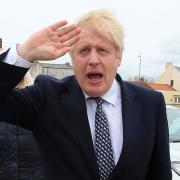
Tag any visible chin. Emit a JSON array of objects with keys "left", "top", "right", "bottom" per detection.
[{"left": 84, "top": 88, "right": 105, "bottom": 97}]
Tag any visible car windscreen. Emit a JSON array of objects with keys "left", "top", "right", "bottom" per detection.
[{"left": 166, "top": 107, "right": 180, "bottom": 142}]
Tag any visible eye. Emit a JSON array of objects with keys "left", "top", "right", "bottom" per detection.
[
  {"left": 98, "top": 48, "right": 108, "bottom": 54},
  {"left": 81, "top": 48, "right": 88, "bottom": 53},
  {"left": 79, "top": 48, "right": 89, "bottom": 55}
]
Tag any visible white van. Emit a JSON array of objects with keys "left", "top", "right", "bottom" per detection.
[{"left": 166, "top": 105, "right": 180, "bottom": 180}]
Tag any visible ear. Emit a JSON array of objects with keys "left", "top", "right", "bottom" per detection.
[
  {"left": 117, "top": 49, "right": 123, "bottom": 66},
  {"left": 69, "top": 51, "right": 74, "bottom": 65}
]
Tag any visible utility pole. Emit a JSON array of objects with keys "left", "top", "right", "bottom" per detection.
[{"left": 137, "top": 51, "right": 142, "bottom": 81}]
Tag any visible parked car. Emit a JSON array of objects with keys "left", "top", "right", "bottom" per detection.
[{"left": 166, "top": 105, "right": 180, "bottom": 180}]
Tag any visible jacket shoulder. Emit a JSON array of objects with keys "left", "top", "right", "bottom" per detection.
[
  {"left": 123, "top": 81, "right": 163, "bottom": 100},
  {"left": 34, "top": 75, "right": 75, "bottom": 88}
]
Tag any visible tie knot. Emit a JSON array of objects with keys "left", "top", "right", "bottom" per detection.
[
  {"left": 87, "top": 97, "right": 104, "bottom": 107},
  {"left": 96, "top": 97, "right": 104, "bottom": 107}
]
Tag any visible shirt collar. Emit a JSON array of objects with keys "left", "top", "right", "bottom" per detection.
[{"left": 84, "top": 79, "right": 120, "bottom": 106}]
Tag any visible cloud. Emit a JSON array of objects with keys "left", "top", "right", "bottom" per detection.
[
  {"left": 160, "top": 35, "right": 180, "bottom": 58},
  {"left": 1, "top": 0, "right": 180, "bottom": 81}
]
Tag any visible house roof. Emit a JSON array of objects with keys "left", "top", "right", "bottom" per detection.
[
  {"left": 128, "top": 81, "right": 154, "bottom": 90},
  {"left": 175, "top": 66, "right": 180, "bottom": 71},
  {"left": 39, "top": 62, "right": 72, "bottom": 69},
  {"left": 147, "top": 83, "right": 176, "bottom": 91},
  {"left": 128, "top": 81, "right": 176, "bottom": 91}
]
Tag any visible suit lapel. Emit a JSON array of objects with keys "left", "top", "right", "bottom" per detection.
[
  {"left": 61, "top": 77, "right": 99, "bottom": 179},
  {"left": 111, "top": 75, "right": 141, "bottom": 176}
]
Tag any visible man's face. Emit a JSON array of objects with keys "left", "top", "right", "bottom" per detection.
[{"left": 71, "top": 26, "right": 122, "bottom": 97}]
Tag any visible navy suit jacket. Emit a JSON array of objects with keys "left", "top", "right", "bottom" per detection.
[{"left": 0, "top": 50, "right": 172, "bottom": 180}]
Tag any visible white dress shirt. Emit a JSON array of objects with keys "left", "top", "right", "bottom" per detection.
[
  {"left": 4, "top": 46, "right": 32, "bottom": 68},
  {"left": 84, "top": 80, "right": 123, "bottom": 165},
  {"left": 4, "top": 47, "right": 123, "bottom": 165}
]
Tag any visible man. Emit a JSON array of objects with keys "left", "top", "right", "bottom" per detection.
[{"left": 0, "top": 9, "right": 172, "bottom": 180}]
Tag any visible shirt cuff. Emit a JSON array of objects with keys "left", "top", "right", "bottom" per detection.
[{"left": 3, "top": 45, "right": 33, "bottom": 68}]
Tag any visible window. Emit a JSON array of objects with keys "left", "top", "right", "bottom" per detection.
[
  {"left": 170, "top": 80, "right": 174, "bottom": 86},
  {"left": 174, "top": 96, "right": 180, "bottom": 104}
]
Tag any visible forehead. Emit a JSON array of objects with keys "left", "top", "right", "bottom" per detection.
[{"left": 76, "top": 26, "right": 115, "bottom": 47}]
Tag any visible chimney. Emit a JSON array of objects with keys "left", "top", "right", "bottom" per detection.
[
  {"left": 165, "top": 62, "right": 173, "bottom": 70},
  {"left": 0, "top": 38, "right": 2, "bottom": 49}
]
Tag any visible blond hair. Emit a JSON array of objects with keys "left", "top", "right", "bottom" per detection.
[
  {"left": 75, "top": 8, "right": 124, "bottom": 51},
  {"left": 16, "top": 71, "right": 33, "bottom": 89}
]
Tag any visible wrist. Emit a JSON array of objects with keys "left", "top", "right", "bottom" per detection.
[{"left": 16, "top": 43, "right": 35, "bottom": 63}]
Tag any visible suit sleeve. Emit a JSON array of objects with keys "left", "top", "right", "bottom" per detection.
[
  {"left": 146, "top": 93, "right": 172, "bottom": 180},
  {"left": 0, "top": 50, "right": 36, "bottom": 130}
]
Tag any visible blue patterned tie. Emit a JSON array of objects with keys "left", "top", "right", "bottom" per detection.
[{"left": 95, "top": 97, "right": 115, "bottom": 180}]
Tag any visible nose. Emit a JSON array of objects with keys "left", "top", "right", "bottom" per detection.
[{"left": 88, "top": 49, "right": 100, "bottom": 66}]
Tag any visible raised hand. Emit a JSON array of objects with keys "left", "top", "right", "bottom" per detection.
[{"left": 17, "top": 20, "right": 81, "bottom": 62}]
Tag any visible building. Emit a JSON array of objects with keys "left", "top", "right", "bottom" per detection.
[
  {"left": 155, "top": 62, "right": 180, "bottom": 106},
  {"left": 0, "top": 38, "right": 73, "bottom": 80},
  {"left": 129, "top": 81, "right": 180, "bottom": 107},
  {"left": 156, "top": 62, "right": 180, "bottom": 91},
  {"left": 30, "top": 61, "right": 74, "bottom": 80},
  {"left": 147, "top": 83, "right": 180, "bottom": 106}
]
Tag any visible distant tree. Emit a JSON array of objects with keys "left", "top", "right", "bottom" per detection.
[
  {"left": 139, "top": 75, "right": 148, "bottom": 82},
  {"left": 127, "top": 75, "right": 151, "bottom": 83}
]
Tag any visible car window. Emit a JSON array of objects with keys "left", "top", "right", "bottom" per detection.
[{"left": 166, "top": 106, "right": 180, "bottom": 142}]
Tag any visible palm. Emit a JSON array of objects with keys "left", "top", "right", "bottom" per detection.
[{"left": 18, "top": 20, "right": 81, "bottom": 62}]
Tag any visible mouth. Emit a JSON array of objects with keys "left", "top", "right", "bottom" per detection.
[{"left": 87, "top": 72, "right": 103, "bottom": 82}]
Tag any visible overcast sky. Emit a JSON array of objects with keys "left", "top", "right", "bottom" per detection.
[{"left": 0, "top": 0, "right": 180, "bottom": 80}]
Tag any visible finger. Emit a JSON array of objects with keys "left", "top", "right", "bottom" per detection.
[
  {"left": 56, "top": 24, "right": 77, "bottom": 37},
  {"left": 50, "top": 20, "right": 68, "bottom": 31},
  {"left": 62, "top": 35, "right": 80, "bottom": 47},
  {"left": 60, "top": 28, "right": 81, "bottom": 43},
  {"left": 56, "top": 47, "right": 71, "bottom": 57}
]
